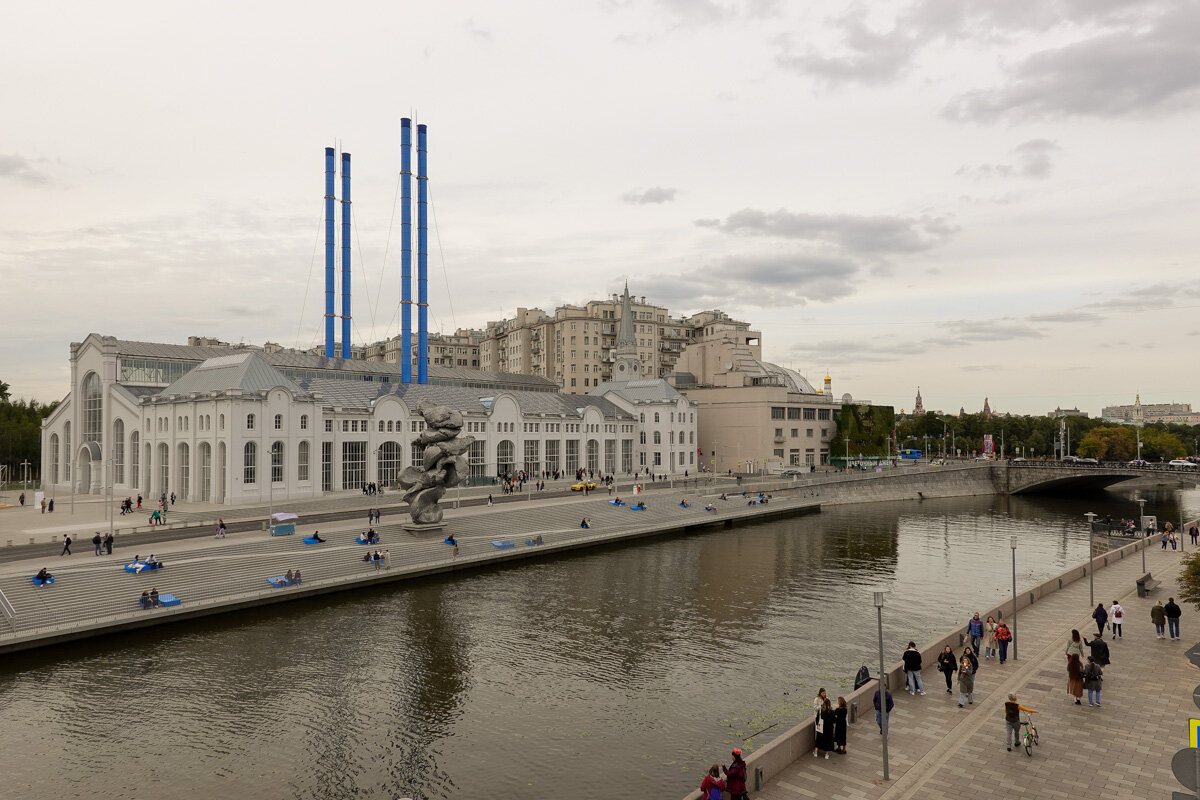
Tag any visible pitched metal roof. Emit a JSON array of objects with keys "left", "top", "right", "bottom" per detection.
[
  {"left": 158, "top": 353, "right": 308, "bottom": 397},
  {"left": 590, "top": 378, "right": 685, "bottom": 403}
]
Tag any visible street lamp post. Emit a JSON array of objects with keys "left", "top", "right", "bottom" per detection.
[
  {"left": 1010, "top": 536, "right": 1018, "bottom": 661},
  {"left": 874, "top": 590, "right": 889, "bottom": 781},
  {"left": 20, "top": 460, "right": 30, "bottom": 510},
  {"left": 1085, "top": 512, "right": 1097, "bottom": 607},
  {"left": 1138, "top": 498, "right": 1147, "bottom": 572}
]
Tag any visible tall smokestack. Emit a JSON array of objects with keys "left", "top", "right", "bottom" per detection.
[
  {"left": 400, "top": 119, "right": 413, "bottom": 384},
  {"left": 340, "top": 152, "right": 352, "bottom": 360},
  {"left": 417, "top": 123, "right": 429, "bottom": 384},
  {"left": 323, "top": 147, "right": 336, "bottom": 358}
]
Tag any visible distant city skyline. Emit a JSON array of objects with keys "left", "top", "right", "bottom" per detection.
[{"left": 3, "top": 1, "right": 1198, "bottom": 415}]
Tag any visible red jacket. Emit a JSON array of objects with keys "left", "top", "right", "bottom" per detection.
[{"left": 700, "top": 774, "right": 726, "bottom": 798}]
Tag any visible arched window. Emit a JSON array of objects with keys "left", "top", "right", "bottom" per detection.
[
  {"left": 298, "top": 440, "right": 310, "bottom": 482},
  {"left": 653, "top": 431, "right": 661, "bottom": 444},
  {"left": 63, "top": 422, "right": 71, "bottom": 481},
  {"left": 274, "top": 414, "right": 283, "bottom": 430},
  {"left": 640, "top": 413, "right": 645, "bottom": 423},
  {"left": 113, "top": 419, "right": 125, "bottom": 484},
  {"left": 300, "top": 414, "right": 308, "bottom": 430},
  {"left": 654, "top": 412, "right": 660, "bottom": 423},
  {"left": 244, "top": 442, "right": 257, "bottom": 484},
  {"left": 271, "top": 441, "right": 284, "bottom": 483},
  {"left": 247, "top": 413, "right": 256, "bottom": 430},
  {"left": 378, "top": 441, "right": 402, "bottom": 485},
  {"left": 378, "top": 420, "right": 384, "bottom": 433},
  {"left": 387, "top": 420, "right": 394, "bottom": 432},
  {"left": 219, "top": 414, "right": 225, "bottom": 430},
  {"left": 82, "top": 372, "right": 102, "bottom": 446},
  {"left": 50, "top": 433, "right": 59, "bottom": 484},
  {"left": 130, "top": 431, "right": 140, "bottom": 488}
]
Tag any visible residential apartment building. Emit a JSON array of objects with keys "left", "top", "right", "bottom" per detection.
[
  {"left": 364, "top": 328, "right": 483, "bottom": 370},
  {"left": 1102, "top": 395, "right": 1199, "bottom": 425}
]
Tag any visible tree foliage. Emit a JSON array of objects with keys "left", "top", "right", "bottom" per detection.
[
  {"left": 1179, "top": 551, "right": 1200, "bottom": 612},
  {"left": 0, "top": 391, "right": 57, "bottom": 483},
  {"left": 1077, "top": 426, "right": 1137, "bottom": 460}
]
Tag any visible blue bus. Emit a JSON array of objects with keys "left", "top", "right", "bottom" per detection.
[{"left": 899, "top": 449, "right": 922, "bottom": 459}]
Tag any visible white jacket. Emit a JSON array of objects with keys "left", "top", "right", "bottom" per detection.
[{"left": 1109, "top": 603, "right": 1125, "bottom": 623}]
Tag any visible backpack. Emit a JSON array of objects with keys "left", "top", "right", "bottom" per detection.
[{"left": 708, "top": 786, "right": 722, "bottom": 800}]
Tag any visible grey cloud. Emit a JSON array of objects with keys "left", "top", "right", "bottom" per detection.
[
  {"left": 787, "top": 336, "right": 935, "bottom": 363},
  {"left": 936, "top": 319, "right": 1045, "bottom": 343},
  {"left": 639, "top": 253, "right": 860, "bottom": 309},
  {"left": 945, "top": 4, "right": 1200, "bottom": 121},
  {"left": 622, "top": 186, "right": 678, "bottom": 204},
  {"left": 654, "top": 0, "right": 779, "bottom": 26},
  {"left": 1082, "top": 280, "right": 1200, "bottom": 311},
  {"left": 959, "top": 139, "right": 1062, "bottom": 180},
  {"left": 781, "top": 0, "right": 1168, "bottom": 89},
  {"left": 697, "top": 208, "right": 958, "bottom": 255},
  {"left": 464, "top": 18, "right": 492, "bottom": 42},
  {"left": 0, "top": 153, "right": 52, "bottom": 185},
  {"left": 1026, "top": 310, "right": 1099, "bottom": 323}
]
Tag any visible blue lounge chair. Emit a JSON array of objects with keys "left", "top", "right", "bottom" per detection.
[
  {"left": 491, "top": 540, "right": 515, "bottom": 549},
  {"left": 32, "top": 575, "right": 54, "bottom": 586}
]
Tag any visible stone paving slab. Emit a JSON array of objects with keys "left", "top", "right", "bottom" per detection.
[{"left": 755, "top": 542, "right": 1194, "bottom": 800}]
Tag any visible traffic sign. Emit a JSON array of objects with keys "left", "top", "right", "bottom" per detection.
[
  {"left": 1172, "top": 748, "right": 1200, "bottom": 791},
  {"left": 1191, "top": 720, "right": 1200, "bottom": 749},
  {"left": 1187, "top": 642, "right": 1200, "bottom": 670}
]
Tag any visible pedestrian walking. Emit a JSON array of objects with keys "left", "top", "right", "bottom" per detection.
[
  {"left": 936, "top": 645, "right": 957, "bottom": 693},
  {"left": 984, "top": 616, "right": 998, "bottom": 659},
  {"left": 1162, "top": 530, "right": 1170, "bottom": 549},
  {"left": 1151, "top": 600, "right": 1167, "bottom": 639},
  {"left": 1067, "top": 652, "right": 1084, "bottom": 704},
  {"left": 104, "top": 532, "right": 114, "bottom": 555},
  {"left": 1004, "top": 694, "right": 1037, "bottom": 751},
  {"left": 1084, "top": 632, "right": 1110, "bottom": 666},
  {"left": 813, "top": 698, "right": 835, "bottom": 759},
  {"left": 1065, "top": 628, "right": 1086, "bottom": 661},
  {"left": 1083, "top": 656, "right": 1103, "bottom": 706},
  {"left": 1108, "top": 601, "right": 1125, "bottom": 639},
  {"left": 874, "top": 686, "right": 894, "bottom": 731},
  {"left": 1166, "top": 597, "right": 1183, "bottom": 640},
  {"left": 1171, "top": 531, "right": 1179, "bottom": 551},
  {"left": 833, "top": 697, "right": 849, "bottom": 754},
  {"left": 957, "top": 657, "right": 975, "bottom": 707},
  {"left": 41, "top": 498, "right": 46, "bottom": 514},
  {"left": 967, "top": 612, "right": 984, "bottom": 654},
  {"left": 487, "top": 494, "right": 493, "bottom": 507},
  {"left": 699, "top": 765, "right": 725, "bottom": 800},
  {"left": 1092, "top": 602, "right": 1108, "bottom": 637},
  {"left": 722, "top": 750, "right": 748, "bottom": 800},
  {"left": 962, "top": 645, "right": 979, "bottom": 674},
  {"left": 92, "top": 532, "right": 103, "bottom": 556},
  {"left": 995, "top": 619, "right": 1013, "bottom": 664},
  {"left": 902, "top": 641, "right": 926, "bottom": 695},
  {"left": 60, "top": 535, "right": 71, "bottom": 556},
  {"left": 1191, "top": 524, "right": 1199, "bottom": 546}
]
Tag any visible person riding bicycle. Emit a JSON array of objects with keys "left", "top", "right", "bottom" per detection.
[{"left": 1004, "top": 694, "right": 1037, "bottom": 752}]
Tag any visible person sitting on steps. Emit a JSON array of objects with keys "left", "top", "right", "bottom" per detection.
[{"left": 312, "top": 531, "right": 325, "bottom": 543}]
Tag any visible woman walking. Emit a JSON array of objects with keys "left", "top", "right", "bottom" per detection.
[
  {"left": 995, "top": 620, "right": 1013, "bottom": 664},
  {"left": 1065, "top": 629, "right": 1086, "bottom": 704},
  {"left": 937, "top": 645, "right": 957, "bottom": 693},
  {"left": 984, "top": 616, "right": 998, "bottom": 660},
  {"left": 833, "top": 697, "right": 849, "bottom": 754},
  {"left": 1083, "top": 656, "right": 1103, "bottom": 707},
  {"left": 957, "top": 655, "right": 975, "bottom": 707},
  {"left": 1092, "top": 603, "right": 1108, "bottom": 637},
  {"left": 962, "top": 645, "right": 979, "bottom": 675},
  {"left": 1151, "top": 600, "right": 1167, "bottom": 638}
]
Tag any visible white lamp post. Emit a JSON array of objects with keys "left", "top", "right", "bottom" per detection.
[
  {"left": 874, "top": 590, "right": 889, "bottom": 781},
  {"left": 1010, "top": 536, "right": 1018, "bottom": 660},
  {"left": 1085, "top": 512, "right": 1097, "bottom": 607}
]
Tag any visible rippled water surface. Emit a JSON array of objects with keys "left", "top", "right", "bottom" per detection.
[{"left": 3, "top": 485, "right": 1197, "bottom": 799}]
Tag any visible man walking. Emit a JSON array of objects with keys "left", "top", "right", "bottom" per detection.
[
  {"left": 92, "top": 532, "right": 102, "bottom": 556},
  {"left": 1166, "top": 597, "right": 1183, "bottom": 640},
  {"left": 60, "top": 534, "right": 72, "bottom": 556},
  {"left": 902, "top": 642, "right": 926, "bottom": 695},
  {"left": 873, "top": 685, "right": 894, "bottom": 734},
  {"left": 1091, "top": 602, "right": 1108, "bottom": 637},
  {"left": 967, "top": 613, "right": 985, "bottom": 654},
  {"left": 1084, "top": 632, "right": 1110, "bottom": 666},
  {"left": 1003, "top": 694, "right": 1036, "bottom": 751}
]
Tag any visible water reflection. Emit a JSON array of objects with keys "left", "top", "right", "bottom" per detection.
[{"left": 1, "top": 485, "right": 1197, "bottom": 799}]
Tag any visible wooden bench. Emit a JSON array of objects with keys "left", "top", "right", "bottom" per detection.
[{"left": 1136, "top": 572, "right": 1161, "bottom": 598}]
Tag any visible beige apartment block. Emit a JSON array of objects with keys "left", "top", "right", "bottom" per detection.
[{"left": 364, "top": 328, "right": 483, "bottom": 370}]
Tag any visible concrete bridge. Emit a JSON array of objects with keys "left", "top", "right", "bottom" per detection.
[{"left": 1003, "top": 460, "right": 1200, "bottom": 494}]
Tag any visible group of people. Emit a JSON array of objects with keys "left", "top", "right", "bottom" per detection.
[
  {"left": 699, "top": 749, "right": 750, "bottom": 800},
  {"left": 812, "top": 688, "right": 851, "bottom": 758},
  {"left": 361, "top": 528, "right": 381, "bottom": 544},
  {"left": 117, "top": 497, "right": 138, "bottom": 515},
  {"left": 363, "top": 549, "right": 390, "bottom": 570},
  {"left": 138, "top": 588, "right": 161, "bottom": 608},
  {"left": 361, "top": 482, "right": 385, "bottom": 495},
  {"left": 365, "top": 508, "right": 382, "bottom": 525},
  {"left": 90, "top": 532, "right": 116, "bottom": 555}
]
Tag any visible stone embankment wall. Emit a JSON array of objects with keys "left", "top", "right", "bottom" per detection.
[{"left": 676, "top": 533, "right": 1155, "bottom": 800}]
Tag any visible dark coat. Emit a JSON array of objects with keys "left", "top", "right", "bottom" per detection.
[
  {"left": 902, "top": 648, "right": 922, "bottom": 672},
  {"left": 1083, "top": 662, "right": 1103, "bottom": 691},
  {"left": 832, "top": 706, "right": 848, "bottom": 747},
  {"left": 816, "top": 708, "right": 836, "bottom": 752},
  {"left": 1092, "top": 604, "right": 1109, "bottom": 626},
  {"left": 1166, "top": 600, "right": 1183, "bottom": 619},
  {"left": 722, "top": 759, "right": 747, "bottom": 794},
  {"left": 936, "top": 651, "right": 957, "bottom": 674},
  {"left": 1084, "top": 637, "right": 1110, "bottom": 666}
]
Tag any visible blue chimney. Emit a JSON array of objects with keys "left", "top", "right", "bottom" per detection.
[
  {"left": 400, "top": 118, "right": 413, "bottom": 383},
  {"left": 323, "top": 147, "right": 336, "bottom": 358},
  {"left": 417, "top": 124, "right": 429, "bottom": 383},
  {"left": 340, "top": 152, "right": 352, "bottom": 360}
]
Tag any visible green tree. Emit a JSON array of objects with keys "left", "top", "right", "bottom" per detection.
[
  {"left": 1077, "top": 426, "right": 1137, "bottom": 460},
  {"left": 1141, "top": 428, "right": 1186, "bottom": 460},
  {"left": 1179, "top": 552, "right": 1200, "bottom": 611},
  {"left": 0, "top": 379, "right": 10, "bottom": 402}
]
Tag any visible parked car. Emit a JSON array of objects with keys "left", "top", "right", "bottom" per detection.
[
  {"left": 1168, "top": 459, "right": 1198, "bottom": 468},
  {"left": 1128, "top": 459, "right": 1149, "bottom": 466},
  {"left": 571, "top": 480, "right": 598, "bottom": 491},
  {"left": 1061, "top": 455, "right": 1082, "bottom": 463},
  {"left": 1010, "top": 457, "right": 1026, "bottom": 463},
  {"left": 780, "top": 469, "right": 804, "bottom": 477},
  {"left": 1079, "top": 457, "right": 1099, "bottom": 464}
]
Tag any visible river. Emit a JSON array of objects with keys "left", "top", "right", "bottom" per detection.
[{"left": 2, "top": 484, "right": 1197, "bottom": 799}]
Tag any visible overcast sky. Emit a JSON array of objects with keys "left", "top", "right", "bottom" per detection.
[{"left": 4, "top": 0, "right": 1198, "bottom": 416}]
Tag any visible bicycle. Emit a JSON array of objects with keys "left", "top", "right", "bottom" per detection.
[{"left": 1019, "top": 710, "right": 1039, "bottom": 756}]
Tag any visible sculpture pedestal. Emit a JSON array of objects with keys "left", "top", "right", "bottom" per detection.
[{"left": 404, "top": 522, "right": 447, "bottom": 537}]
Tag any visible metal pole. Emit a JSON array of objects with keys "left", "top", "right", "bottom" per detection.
[
  {"left": 1138, "top": 498, "right": 1147, "bottom": 572},
  {"left": 1010, "top": 536, "right": 1018, "bottom": 661},
  {"left": 109, "top": 459, "right": 114, "bottom": 543},
  {"left": 874, "top": 591, "right": 889, "bottom": 781},
  {"left": 21, "top": 460, "right": 29, "bottom": 510},
  {"left": 1085, "top": 512, "right": 1096, "bottom": 607}
]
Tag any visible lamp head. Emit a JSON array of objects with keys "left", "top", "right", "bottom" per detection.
[
  {"left": 873, "top": 591, "right": 885, "bottom": 608},
  {"left": 1010, "top": 536, "right": 1018, "bottom": 550},
  {"left": 1085, "top": 512, "right": 1096, "bottom": 522}
]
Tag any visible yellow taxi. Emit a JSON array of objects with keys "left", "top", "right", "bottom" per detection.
[{"left": 571, "top": 480, "right": 598, "bottom": 491}]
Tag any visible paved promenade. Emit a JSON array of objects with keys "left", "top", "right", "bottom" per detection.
[{"left": 757, "top": 541, "right": 1192, "bottom": 800}]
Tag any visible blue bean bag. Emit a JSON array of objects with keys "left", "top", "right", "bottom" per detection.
[
  {"left": 609, "top": 500, "right": 625, "bottom": 506},
  {"left": 491, "top": 541, "right": 515, "bottom": 549},
  {"left": 124, "top": 561, "right": 162, "bottom": 573},
  {"left": 629, "top": 505, "right": 647, "bottom": 511},
  {"left": 354, "top": 536, "right": 378, "bottom": 545},
  {"left": 32, "top": 575, "right": 54, "bottom": 586},
  {"left": 268, "top": 576, "right": 291, "bottom": 588},
  {"left": 303, "top": 537, "right": 323, "bottom": 545},
  {"left": 158, "top": 593, "right": 182, "bottom": 607}
]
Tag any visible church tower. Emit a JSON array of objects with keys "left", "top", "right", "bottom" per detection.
[
  {"left": 612, "top": 282, "right": 641, "bottom": 381},
  {"left": 982, "top": 397, "right": 992, "bottom": 417},
  {"left": 913, "top": 387, "right": 925, "bottom": 416}
]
